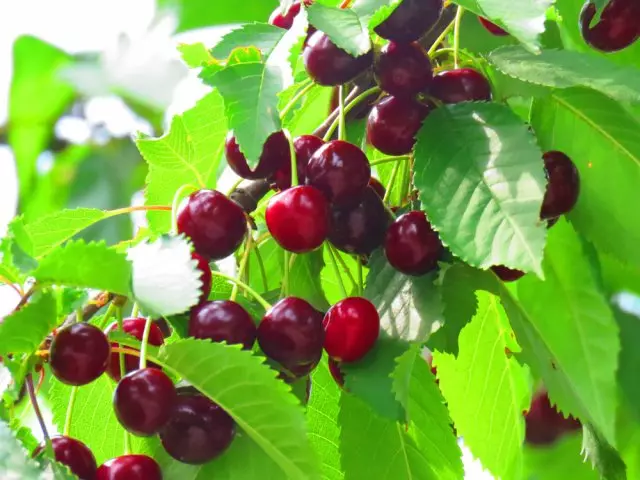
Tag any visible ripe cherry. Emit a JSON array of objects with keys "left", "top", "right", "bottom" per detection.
[
  {"left": 114, "top": 368, "right": 177, "bottom": 436},
  {"left": 160, "top": 393, "right": 235, "bottom": 464},
  {"left": 50, "top": 323, "right": 111, "bottom": 386},
  {"left": 272, "top": 135, "right": 325, "bottom": 190},
  {"left": 368, "top": 177, "right": 386, "bottom": 199},
  {"left": 384, "top": 211, "right": 443, "bottom": 276},
  {"left": 303, "top": 31, "right": 374, "bottom": 86},
  {"left": 374, "top": 42, "right": 433, "bottom": 98},
  {"left": 266, "top": 185, "right": 330, "bottom": 253},
  {"left": 306, "top": 140, "right": 371, "bottom": 206},
  {"left": 323, "top": 297, "right": 380, "bottom": 363},
  {"left": 96, "top": 455, "right": 162, "bottom": 480},
  {"left": 541, "top": 151, "right": 580, "bottom": 220},
  {"left": 478, "top": 17, "right": 509, "bottom": 36},
  {"left": 225, "top": 131, "right": 289, "bottom": 180},
  {"left": 189, "top": 300, "right": 257, "bottom": 349},
  {"left": 375, "top": 0, "right": 444, "bottom": 43},
  {"left": 34, "top": 436, "right": 97, "bottom": 480},
  {"left": 257, "top": 297, "right": 325, "bottom": 372},
  {"left": 193, "top": 252, "right": 212, "bottom": 304},
  {"left": 328, "top": 358, "right": 345, "bottom": 387},
  {"left": 269, "top": 1, "right": 302, "bottom": 29},
  {"left": 177, "top": 189, "right": 247, "bottom": 261},
  {"left": 367, "top": 96, "right": 432, "bottom": 156},
  {"left": 430, "top": 68, "right": 492, "bottom": 104},
  {"left": 105, "top": 318, "right": 165, "bottom": 381},
  {"left": 580, "top": 0, "right": 640, "bottom": 52},
  {"left": 525, "top": 392, "right": 581, "bottom": 446},
  {"left": 329, "top": 186, "right": 390, "bottom": 255},
  {"left": 491, "top": 265, "right": 525, "bottom": 282}
]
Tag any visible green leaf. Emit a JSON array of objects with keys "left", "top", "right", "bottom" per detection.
[
  {"left": 531, "top": 87, "right": 640, "bottom": 270},
  {"left": 0, "top": 292, "right": 56, "bottom": 357},
  {"left": 289, "top": 251, "right": 330, "bottom": 311},
  {"left": 489, "top": 46, "right": 640, "bottom": 104},
  {"left": 352, "top": 0, "right": 402, "bottom": 30},
  {"left": 177, "top": 42, "right": 213, "bottom": 68},
  {"left": 613, "top": 306, "right": 640, "bottom": 422},
  {"left": 137, "top": 90, "right": 227, "bottom": 232},
  {"left": 582, "top": 424, "right": 627, "bottom": 480},
  {"left": 306, "top": 3, "right": 371, "bottom": 56},
  {"left": 524, "top": 434, "right": 599, "bottom": 480},
  {"left": 210, "top": 23, "right": 288, "bottom": 59},
  {"left": 0, "top": 420, "right": 44, "bottom": 479},
  {"left": 284, "top": 85, "right": 333, "bottom": 137},
  {"left": 414, "top": 102, "right": 547, "bottom": 276},
  {"left": 33, "top": 240, "right": 131, "bottom": 295}
]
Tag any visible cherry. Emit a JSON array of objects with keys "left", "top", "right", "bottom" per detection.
[
  {"left": 266, "top": 185, "right": 330, "bottom": 253},
  {"left": 303, "top": 31, "right": 374, "bottom": 86},
  {"left": 96, "top": 455, "right": 162, "bottom": 480},
  {"left": 430, "top": 68, "right": 492, "bottom": 104},
  {"left": 525, "top": 392, "right": 581, "bottom": 446},
  {"left": 580, "top": 0, "right": 640, "bottom": 52},
  {"left": 306, "top": 140, "right": 371, "bottom": 206},
  {"left": 367, "top": 96, "right": 432, "bottom": 156},
  {"left": 328, "top": 186, "right": 390, "bottom": 255},
  {"left": 328, "top": 358, "right": 345, "bottom": 387},
  {"left": 257, "top": 297, "right": 325, "bottom": 372},
  {"left": 113, "top": 368, "right": 177, "bottom": 436},
  {"left": 280, "top": 357, "right": 321, "bottom": 381},
  {"left": 160, "top": 393, "right": 235, "bottom": 464},
  {"left": 34, "top": 436, "right": 97, "bottom": 480},
  {"left": 224, "top": 131, "right": 289, "bottom": 180},
  {"left": 323, "top": 297, "right": 380, "bottom": 363},
  {"left": 540, "top": 151, "right": 580, "bottom": 220},
  {"left": 106, "top": 318, "right": 165, "bottom": 381},
  {"left": 491, "top": 265, "right": 525, "bottom": 282},
  {"left": 374, "top": 42, "right": 433, "bottom": 98},
  {"left": 368, "top": 177, "right": 386, "bottom": 199},
  {"left": 50, "top": 323, "right": 110, "bottom": 386},
  {"left": 384, "top": 211, "right": 443, "bottom": 276},
  {"left": 269, "top": 1, "right": 302, "bottom": 29},
  {"left": 189, "top": 300, "right": 257, "bottom": 349},
  {"left": 478, "top": 17, "right": 508, "bottom": 36},
  {"left": 177, "top": 189, "right": 247, "bottom": 261},
  {"left": 193, "top": 252, "right": 212, "bottom": 304},
  {"left": 375, "top": 0, "right": 444, "bottom": 43},
  {"left": 272, "top": 135, "right": 325, "bottom": 190}
]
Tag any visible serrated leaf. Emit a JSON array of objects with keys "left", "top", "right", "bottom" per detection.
[
  {"left": 582, "top": 424, "right": 627, "bottom": 480},
  {"left": 0, "top": 420, "right": 44, "bottom": 479},
  {"left": 414, "top": 102, "right": 547, "bottom": 276},
  {"left": 352, "top": 0, "right": 401, "bottom": 29},
  {"left": 177, "top": 42, "right": 213, "bottom": 68},
  {"left": 0, "top": 292, "right": 56, "bottom": 357},
  {"left": 210, "top": 23, "right": 288, "bottom": 59},
  {"left": 433, "top": 291, "right": 530, "bottom": 480},
  {"left": 33, "top": 240, "right": 131, "bottom": 295},
  {"left": 531, "top": 87, "right": 640, "bottom": 270},
  {"left": 306, "top": 3, "right": 371, "bottom": 57}
]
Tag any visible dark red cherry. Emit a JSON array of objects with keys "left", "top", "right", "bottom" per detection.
[
  {"left": 323, "top": 297, "right": 380, "bottom": 363},
  {"left": 540, "top": 151, "right": 580, "bottom": 220},
  {"left": 375, "top": 0, "right": 444, "bottom": 43},
  {"left": 374, "top": 42, "right": 433, "bottom": 98},
  {"left": 580, "top": 0, "right": 640, "bottom": 52},
  {"left": 384, "top": 211, "right": 443, "bottom": 276},
  {"left": 50, "top": 323, "right": 110, "bottom": 386},
  {"left": 306, "top": 140, "right": 371, "bottom": 206},
  {"left": 367, "top": 96, "right": 432, "bottom": 156},
  {"left": 258, "top": 297, "right": 325, "bottom": 371},
  {"left": 478, "top": 17, "right": 509, "bottom": 36},
  {"left": 96, "top": 455, "right": 162, "bottom": 480},
  {"left": 114, "top": 368, "right": 177, "bottom": 436},
  {"left": 269, "top": 1, "right": 302, "bottom": 29},
  {"left": 368, "top": 177, "right": 386, "bottom": 199},
  {"left": 272, "top": 135, "right": 325, "bottom": 190},
  {"left": 224, "top": 131, "right": 289, "bottom": 180},
  {"left": 303, "top": 31, "right": 374, "bottom": 86},
  {"left": 280, "top": 357, "right": 321, "bottom": 381},
  {"left": 430, "top": 68, "right": 492, "bottom": 104},
  {"left": 106, "top": 318, "right": 165, "bottom": 381},
  {"left": 525, "top": 392, "right": 581, "bottom": 446},
  {"left": 160, "top": 394, "right": 235, "bottom": 464},
  {"left": 329, "top": 187, "right": 390, "bottom": 255},
  {"left": 328, "top": 358, "right": 345, "bottom": 387},
  {"left": 193, "top": 252, "right": 212, "bottom": 304},
  {"left": 266, "top": 185, "right": 330, "bottom": 253},
  {"left": 34, "top": 436, "right": 97, "bottom": 480},
  {"left": 491, "top": 265, "right": 525, "bottom": 282},
  {"left": 189, "top": 300, "right": 257, "bottom": 349},
  {"left": 177, "top": 189, "right": 247, "bottom": 261}
]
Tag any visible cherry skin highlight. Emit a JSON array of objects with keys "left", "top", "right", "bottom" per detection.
[
  {"left": 177, "top": 189, "right": 247, "bottom": 261},
  {"left": 272, "top": 135, "right": 325, "bottom": 190},
  {"left": 96, "top": 455, "right": 162, "bottom": 480},
  {"left": 323, "top": 297, "right": 380, "bottom": 363},
  {"left": 34, "top": 436, "right": 97, "bottom": 480},
  {"left": 113, "top": 368, "right": 177, "bottom": 436},
  {"left": 269, "top": 1, "right": 302, "bottom": 29},
  {"left": 193, "top": 252, "right": 212, "bottom": 304},
  {"left": 430, "top": 68, "right": 492, "bottom": 104},
  {"left": 579, "top": 0, "right": 640, "bottom": 52},
  {"left": 375, "top": 42, "right": 433, "bottom": 98},
  {"left": 189, "top": 300, "right": 257, "bottom": 350},
  {"left": 225, "top": 131, "right": 289, "bottom": 180},
  {"left": 541, "top": 151, "right": 580, "bottom": 220},
  {"left": 50, "top": 323, "right": 111, "bottom": 386},
  {"left": 478, "top": 17, "right": 509, "bottom": 36},
  {"left": 491, "top": 265, "right": 525, "bottom": 282},
  {"left": 375, "top": 0, "right": 444, "bottom": 43}
]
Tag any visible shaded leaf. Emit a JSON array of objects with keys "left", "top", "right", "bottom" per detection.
[{"left": 582, "top": 424, "right": 627, "bottom": 480}]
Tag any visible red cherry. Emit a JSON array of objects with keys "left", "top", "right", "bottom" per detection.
[
  {"left": 224, "top": 131, "right": 289, "bottom": 180},
  {"left": 328, "top": 358, "right": 345, "bottom": 387},
  {"left": 541, "top": 151, "right": 580, "bottom": 220},
  {"left": 374, "top": 42, "right": 433, "bottom": 98},
  {"left": 193, "top": 252, "right": 212, "bottom": 304},
  {"left": 303, "top": 31, "right": 374, "bottom": 86},
  {"left": 491, "top": 265, "right": 525, "bottom": 282},
  {"left": 114, "top": 368, "right": 177, "bottom": 436},
  {"left": 478, "top": 17, "right": 509, "bottom": 36},
  {"left": 177, "top": 189, "right": 247, "bottom": 261},
  {"left": 160, "top": 394, "right": 235, "bottom": 465},
  {"left": 272, "top": 135, "right": 325, "bottom": 190},
  {"left": 367, "top": 96, "right": 432, "bottom": 156},
  {"left": 50, "top": 323, "right": 111, "bottom": 386},
  {"left": 266, "top": 185, "right": 330, "bottom": 253},
  {"left": 269, "top": 1, "right": 302, "bottom": 29},
  {"left": 323, "top": 297, "right": 380, "bottom": 363},
  {"left": 368, "top": 177, "right": 386, "bottom": 199},
  {"left": 306, "top": 140, "right": 371, "bottom": 207},
  {"left": 430, "top": 68, "right": 492, "bottom": 104},
  {"left": 375, "top": 0, "right": 444, "bottom": 43},
  {"left": 384, "top": 211, "right": 443, "bottom": 276},
  {"left": 280, "top": 357, "right": 321, "bottom": 381},
  {"left": 580, "top": 0, "right": 640, "bottom": 52},
  {"left": 105, "top": 318, "right": 165, "bottom": 381},
  {"left": 96, "top": 455, "right": 162, "bottom": 480},
  {"left": 525, "top": 392, "right": 581, "bottom": 446},
  {"left": 34, "top": 436, "right": 97, "bottom": 480},
  {"left": 189, "top": 300, "right": 257, "bottom": 349}
]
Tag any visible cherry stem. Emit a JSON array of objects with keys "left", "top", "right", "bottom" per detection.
[
  {"left": 210, "top": 271, "right": 272, "bottom": 310},
  {"left": 231, "top": 233, "right": 254, "bottom": 302},
  {"left": 326, "top": 243, "right": 348, "bottom": 299},
  {"left": 225, "top": 177, "right": 245, "bottom": 197},
  {"left": 171, "top": 184, "right": 199, "bottom": 234},
  {"left": 131, "top": 303, "right": 140, "bottom": 318},
  {"left": 339, "top": 0, "right": 353, "bottom": 8},
  {"left": 284, "top": 128, "right": 299, "bottom": 187},
  {"left": 427, "top": 16, "right": 456, "bottom": 57},
  {"left": 139, "top": 317, "right": 153, "bottom": 370},
  {"left": 280, "top": 80, "right": 314, "bottom": 120},
  {"left": 323, "top": 86, "right": 381, "bottom": 141},
  {"left": 254, "top": 239, "right": 269, "bottom": 292},
  {"left": 383, "top": 159, "right": 402, "bottom": 204},
  {"left": 283, "top": 250, "right": 291, "bottom": 297},
  {"left": 369, "top": 155, "right": 410, "bottom": 167},
  {"left": 453, "top": 6, "right": 464, "bottom": 69},
  {"left": 338, "top": 85, "right": 346, "bottom": 142},
  {"left": 26, "top": 374, "right": 51, "bottom": 443},
  {"left": 357, "top": 256, "right": 364, "bottom": 296},
  {"left": 63, "top": 387, "right": 78, "bottom": 436},
  {"left": 0, "top": 276, "right": 23, "bottom": 297},
  {"left": 114, "top": 305, "right": 127, "bottom": 386}
]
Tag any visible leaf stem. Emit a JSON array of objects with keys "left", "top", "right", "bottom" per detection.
[
  {"left": 338, "top": 85, "right": 346, "bottom": 142},
  {"left": 284, "top": 129, "right": 299, "bottom": 187},
  {"left": 453, "top": 6, "right": 464, "bottom": 69},
  {"left": 171, "top": 184, "right": 199, "bottom": 234},
  {"left": 369, "top": 155, "right": 410, "bottom": 167},
  {"left": 323, "top": 86, "right": 381, "bottom": 141},
  {"left": 211, "top": 271, "right": 272, "bottom": 310},
  {"left": 139, "top": 317, "right": 153, "bottom": 370},
  {"left": 280, "top": 81, "right": 314, "bottom": 120},
  {"left": 427, "top": 16, "right": 456, "bottom": 56},
  {"left": 63, "top": 387, "right": 78, "bottom": 436},
  {"left": 383, "top": 158, "right": 402, "bottom": 204},
  {"left": 231, "top": 234, "right": 253, "bottom": 302},
  {"left": 326, "top": 243, "right": 347, "bottom": 299}
]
